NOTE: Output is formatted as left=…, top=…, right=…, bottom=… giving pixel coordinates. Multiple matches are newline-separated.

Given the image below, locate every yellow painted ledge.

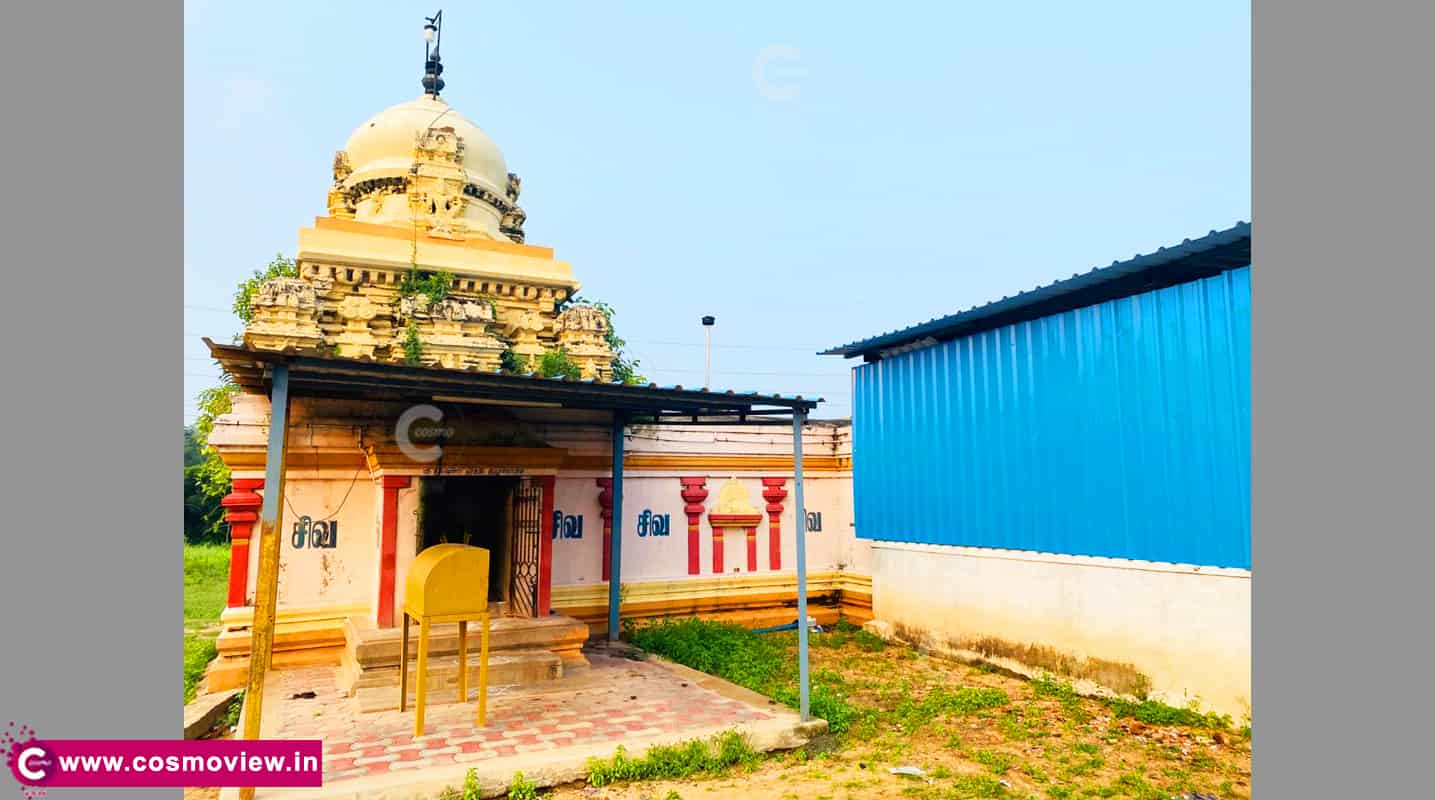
left=218, top=602, right=369, bottom=629
left=217, top=450, right=852, bottom=474
left=551, top=571, right=873, bottom=635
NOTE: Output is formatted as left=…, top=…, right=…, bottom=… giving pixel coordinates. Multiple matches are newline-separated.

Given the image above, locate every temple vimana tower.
left=242, top=48, right=614, bottom=379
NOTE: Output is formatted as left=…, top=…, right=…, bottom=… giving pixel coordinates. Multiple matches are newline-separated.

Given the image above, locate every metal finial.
left=422, top=10, right=445, bottom=97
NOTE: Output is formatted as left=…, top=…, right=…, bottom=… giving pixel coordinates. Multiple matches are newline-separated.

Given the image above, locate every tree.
left=185, top=252, right=289, bottom=543
left=185, top=381, right=240, bottom=543
left=232, top=253, right=298, bottom=324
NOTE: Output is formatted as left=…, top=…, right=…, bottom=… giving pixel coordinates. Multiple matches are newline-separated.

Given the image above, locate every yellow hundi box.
left=400, top=543, right=492, bottom=735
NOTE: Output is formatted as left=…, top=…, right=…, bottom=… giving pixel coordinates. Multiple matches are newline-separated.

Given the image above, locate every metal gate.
left=508, top=478, right=543, bottom=618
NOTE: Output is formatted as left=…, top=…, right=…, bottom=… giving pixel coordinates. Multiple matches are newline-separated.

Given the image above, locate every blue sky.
left=184, top=1, right=1249, bottom=424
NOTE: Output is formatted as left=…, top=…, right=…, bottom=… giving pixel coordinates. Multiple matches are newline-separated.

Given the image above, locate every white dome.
left=342, top=94, right=508, bottom=198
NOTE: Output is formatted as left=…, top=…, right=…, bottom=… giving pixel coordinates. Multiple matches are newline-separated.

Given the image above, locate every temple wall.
left=211, top=396, right=865, bottom=635
left=549, top=473, right=856, bottom=586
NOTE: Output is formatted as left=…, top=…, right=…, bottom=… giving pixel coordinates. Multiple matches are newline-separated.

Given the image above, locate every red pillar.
left=679, top=477, right=709, bottom=576
left=745, top=526, right=759, bottom=572
left=538, top=476, right=556, bottom=617
left=221, top=478, right=264, bottom=608
left=712, top=526, right=725, bottom=574
left=596, top=478, right=613, bottom=582
left=761, top=478, right=788, bottom=571
left=377, top=475, right=411, bottom=628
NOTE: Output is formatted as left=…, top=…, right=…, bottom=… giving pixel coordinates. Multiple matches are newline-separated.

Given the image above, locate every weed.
left=854, top=630, right=888, bottom=652
left=814, top=631, right=852, bottom=649
left=1103, top=697, right=1232, bottom=731
left=1047, top=787, right=1074, bottom=799
left=506, top=771, right=539, bottom=800
left=183, top=636, right=218, bottom=704
left=437, top=768, right=483, bottom=800
left=401, top=321, right=424, bottom=365
left=949, top=775, right=1008, bottom=798
left=1022, top=762, right=1050, bottom=783
left=221, top=691, right=243, bottom=729
left=585, top=730, right=758, bottom=787
left=972, top=749, right=1013, bottom=774
left=891, top=686, right=1010, bottom=732
left=1111, top=772, right=1167, bottom=800
left=1030, top=675, right=1089, bottom=723
left=1190, top=753, right=1217, bottom=771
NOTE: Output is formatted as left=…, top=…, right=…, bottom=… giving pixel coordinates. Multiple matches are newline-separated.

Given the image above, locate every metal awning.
left=211, top=336, right=821, bottom=769
left=205, top=339, right=821, bottom=423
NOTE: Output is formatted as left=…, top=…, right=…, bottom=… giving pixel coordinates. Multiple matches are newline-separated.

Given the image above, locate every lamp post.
left=701, top=315, right=716, bottom=390
left=422, top=11, right=445, bottom=97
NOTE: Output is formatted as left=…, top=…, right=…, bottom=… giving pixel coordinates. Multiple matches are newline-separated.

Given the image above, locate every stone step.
left=353, top=649, right=562, bottom=713
left=348, top=616, right=589, bottom=669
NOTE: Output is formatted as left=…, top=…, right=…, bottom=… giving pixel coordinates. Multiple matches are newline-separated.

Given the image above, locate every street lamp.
left=701, top=315, right=716, bottom=390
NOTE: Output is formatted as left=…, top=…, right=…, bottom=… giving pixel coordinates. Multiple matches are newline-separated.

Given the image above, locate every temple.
left=203, top=44, right=867, bottom=708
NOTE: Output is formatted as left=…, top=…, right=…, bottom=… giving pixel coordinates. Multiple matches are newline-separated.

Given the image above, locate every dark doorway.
left=417, top=476, right=516, bottom=604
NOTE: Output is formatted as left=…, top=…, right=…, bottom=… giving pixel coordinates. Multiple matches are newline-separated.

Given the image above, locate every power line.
left=629, top=339, right=828, bottom=352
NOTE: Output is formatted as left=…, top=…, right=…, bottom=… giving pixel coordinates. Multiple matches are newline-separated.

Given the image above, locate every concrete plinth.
left=223, top=647, right=822, bottom=800
left=338, top=614, right=591, bottom=712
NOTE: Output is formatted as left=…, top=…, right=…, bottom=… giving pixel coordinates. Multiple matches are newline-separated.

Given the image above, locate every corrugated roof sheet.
left=820, top=222, right=1251, bottom=360
left=204, top=339, right=822, bottom=420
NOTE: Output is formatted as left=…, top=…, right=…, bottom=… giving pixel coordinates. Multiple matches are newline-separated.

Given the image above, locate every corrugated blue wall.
left=852, top=266, right=1251, bottom=568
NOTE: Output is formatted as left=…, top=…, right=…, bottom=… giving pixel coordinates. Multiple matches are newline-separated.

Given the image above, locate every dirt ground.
left=546, top=635, right=1251, bottom=800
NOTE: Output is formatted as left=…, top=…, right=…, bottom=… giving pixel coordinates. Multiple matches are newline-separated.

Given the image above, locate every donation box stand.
left=400, top=543, right=492, bottom=735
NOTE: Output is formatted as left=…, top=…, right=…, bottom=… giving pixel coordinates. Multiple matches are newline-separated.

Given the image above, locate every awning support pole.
left=239, top=364, right=291, bottom=800
left=792, top=409, right=811, bottom=721
left=607, top=412, right=626, bottom=642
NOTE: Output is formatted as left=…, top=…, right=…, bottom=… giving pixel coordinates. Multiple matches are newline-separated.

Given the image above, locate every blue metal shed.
left=824, top=224, right=1251, bottom=569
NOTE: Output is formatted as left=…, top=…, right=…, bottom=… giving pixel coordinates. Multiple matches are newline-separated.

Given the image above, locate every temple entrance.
left=417, top=476, right=515, bottom=607
left=416, top=475, right=546, bottom=617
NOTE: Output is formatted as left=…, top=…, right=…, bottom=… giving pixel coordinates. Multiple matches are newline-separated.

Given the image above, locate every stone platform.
left=338, top=614, right=591, bottom=712
left=226, top=644, right=824, bottom=800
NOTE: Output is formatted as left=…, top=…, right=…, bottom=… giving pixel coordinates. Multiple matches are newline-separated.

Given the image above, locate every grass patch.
left=629, top=618, right=860, bottom=733
left=183, top=543, right=230, bottom=703
left=972, top=749, right=1014, bottom=774
left=949, top=775, right=1009, bottom=797
left=891, top=686, right=1010, bottom=733
left=585, top=730, right=760, bottom=787
left=1103, top=697, right=1233, bottom=730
